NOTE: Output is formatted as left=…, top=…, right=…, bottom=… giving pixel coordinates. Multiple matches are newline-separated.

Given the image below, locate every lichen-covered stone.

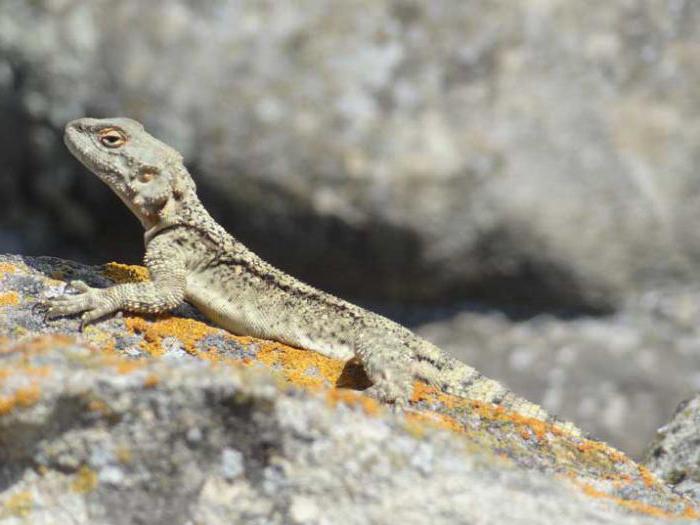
left=644, top=395, right=700, bottom=503
left=5, top=2, right=700, bottom=310
left=0, top=254, right=697, bottom=524
left=417, top=288, right=700, bottom=457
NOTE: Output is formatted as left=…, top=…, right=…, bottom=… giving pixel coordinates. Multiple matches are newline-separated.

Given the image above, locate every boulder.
left=0, top=254, right=697, bottom=524
left=416, top=286, right=700, bottom=458
left=644, top=394, right=700, bottom=503
left=3, top=1, right=700, bottom=308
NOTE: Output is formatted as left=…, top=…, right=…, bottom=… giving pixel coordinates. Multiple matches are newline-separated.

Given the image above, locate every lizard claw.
left=32, top=302, right=50, bottom=316
left=79, top=314, right=88, bottom=332
left=363, top=384, right=409, bottom=412
left=43, top=281, right=114, bottom=326
left=69, top=280, right=91, bottom=293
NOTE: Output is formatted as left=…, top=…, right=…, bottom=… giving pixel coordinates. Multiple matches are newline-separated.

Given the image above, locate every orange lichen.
left=579, top=482, right=700, bottom=520
left=103, top=262, right=149, bottom=284
left=254, top=338, right=348, bottom=390
left=83, top=326, right=118, bottom=354
left=638, top=465, right=660, bottom=488
left=116, top=447, right=133, bottom=464
left=0, top=292, right=19, bottom=306
left=0, top=263, right=17, bottom=277
left=0, top=384, right=41, bottom=416
left=115, top=360, right=146, bottom=375
left=87, top=398, right=111, bottom=415
left=404, top=410, right=466, bottom=435
left=414, top=380, right=588, bottom=446
left=26, top=309, right=684, bottom=518
left=124, top=316, right=218, bottom=357
left=573, top=439, right=627, bottom=466
left=71, top=466, right=98, bottom=494
left=4, top=334, right=75, bottom=356
left=325, top=388, right=380, bottom=416
left=3, top=491, right=33, bottom=517
left=143, top=373, right=160, bottom=388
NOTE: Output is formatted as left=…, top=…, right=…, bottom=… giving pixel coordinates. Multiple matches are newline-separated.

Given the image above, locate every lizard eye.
left=98, top=128, right=127, bottom=148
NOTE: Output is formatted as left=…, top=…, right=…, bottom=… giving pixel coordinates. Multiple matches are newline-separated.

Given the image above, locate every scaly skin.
left=46, top=117, right=581, bottom=432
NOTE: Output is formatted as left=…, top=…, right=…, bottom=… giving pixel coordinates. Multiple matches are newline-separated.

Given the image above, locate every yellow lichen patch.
left=116, top=360, right=147, bottom=375
left=254, top=338, right=348, bottom=390
left=116, top=446, right=133, bottom=465
left=404, top=409, right=466, bottom=436
left=2, top=491, right=33, bottom=517
left=579, top=482, right=700, bottom=520
left=83, top=326, right=117, bottom=354
left=0, top=384, right=41, bottom=416
left=0, top=292, right=19, bottom=307
left=124, top=316, right=219, bottom=357
left=325, top=388, right=381, bottom=416
left=124, top=316, right=370, bottom=392
left=19, top=367, right=51, bottom=379
left=87, top=398, right=111, bottom=416
left=71, top=466, right=98, bottom=494
left=0, top=262, right=18, bottom=277
left=637, top=465, right=662, bottom=488
left=2, top=334, right=76, bottom=356
left=143, top=373, right=160, bottom=388
left=103, top=262, right=149, bottom=284
left=572, top=438, right=627, bottom=467
left=413, top=380, right=575, bottom=442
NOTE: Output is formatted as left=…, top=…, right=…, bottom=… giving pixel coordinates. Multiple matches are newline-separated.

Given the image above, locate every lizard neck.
left=143, top=194, right=231, bottom=248
left=144, top=194, right=207, bottom=244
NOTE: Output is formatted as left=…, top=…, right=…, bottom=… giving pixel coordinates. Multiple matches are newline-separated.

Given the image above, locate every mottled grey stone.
left=644, top=394, right=700, bottom=502
left=3, top=1, right=700, bottom=310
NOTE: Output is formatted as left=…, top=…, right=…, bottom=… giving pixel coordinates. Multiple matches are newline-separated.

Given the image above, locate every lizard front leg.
left=45, top=234, right=187, bottom=326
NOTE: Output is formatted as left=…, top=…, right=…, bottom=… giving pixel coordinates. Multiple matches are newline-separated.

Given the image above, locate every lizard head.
left=64, top=117, right=196, bottom=228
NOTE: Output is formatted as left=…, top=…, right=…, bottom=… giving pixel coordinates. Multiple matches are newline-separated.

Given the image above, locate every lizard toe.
left=363, top=380, right=412, bottom=408
left=69, top=280, right=92, bottom=293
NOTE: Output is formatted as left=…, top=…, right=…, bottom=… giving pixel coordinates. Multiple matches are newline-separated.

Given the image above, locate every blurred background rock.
left=1, top=0, right=699, bottom=456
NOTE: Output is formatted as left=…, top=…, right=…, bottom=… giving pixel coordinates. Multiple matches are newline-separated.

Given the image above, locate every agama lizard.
left=45, top=117, right=580, bottom=432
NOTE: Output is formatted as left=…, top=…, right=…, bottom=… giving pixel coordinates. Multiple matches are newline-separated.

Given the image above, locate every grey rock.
left=0, top=340, right=670, bottom=525
left=3, top=1, right=700, bottom=308
left=644, top=394, right=700, bottom=502
left=0, top=253, right=697, bottom=524
left=416, top=286, right=700, bottom=458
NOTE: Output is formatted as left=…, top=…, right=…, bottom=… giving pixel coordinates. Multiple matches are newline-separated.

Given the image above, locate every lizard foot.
left=363, top=379, right=412, bottom=411
left=45, top=280, right=116, bottom=328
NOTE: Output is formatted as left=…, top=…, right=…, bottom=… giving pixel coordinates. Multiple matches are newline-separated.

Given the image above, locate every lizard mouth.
left=63, top=125, right=83, bottom=161
left=64, top=123, right=102, bottom=175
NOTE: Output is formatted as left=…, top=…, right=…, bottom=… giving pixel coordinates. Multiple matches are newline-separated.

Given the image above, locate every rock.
left=0, top=254, right=698, bottom=524
left=3, top=1, right=700, bottom=309
left=644, top=394, right=700, bottom=502
left=416, top=286, right=700, bottom=458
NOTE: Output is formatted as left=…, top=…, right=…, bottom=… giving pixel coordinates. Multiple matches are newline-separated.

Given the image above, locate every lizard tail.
left=413, top=348, right=583, bottom=437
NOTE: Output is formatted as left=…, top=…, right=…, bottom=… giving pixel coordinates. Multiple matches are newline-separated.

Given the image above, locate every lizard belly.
left=185, top=278, right=354, bottom=360
left=186, top=280, right=267, bottom=337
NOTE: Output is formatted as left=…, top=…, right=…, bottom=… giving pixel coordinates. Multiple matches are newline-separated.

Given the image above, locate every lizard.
left=45, top=116, right=581, bottom=434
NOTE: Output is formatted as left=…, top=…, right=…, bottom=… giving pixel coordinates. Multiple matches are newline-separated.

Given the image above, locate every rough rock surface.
left=0, top=254, right=698, bottom=524
left=415, top=289, right=700, bottom=458
left=4, top=1, right=700, bottom=309
left=644, top=394, right=700, bottom=503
